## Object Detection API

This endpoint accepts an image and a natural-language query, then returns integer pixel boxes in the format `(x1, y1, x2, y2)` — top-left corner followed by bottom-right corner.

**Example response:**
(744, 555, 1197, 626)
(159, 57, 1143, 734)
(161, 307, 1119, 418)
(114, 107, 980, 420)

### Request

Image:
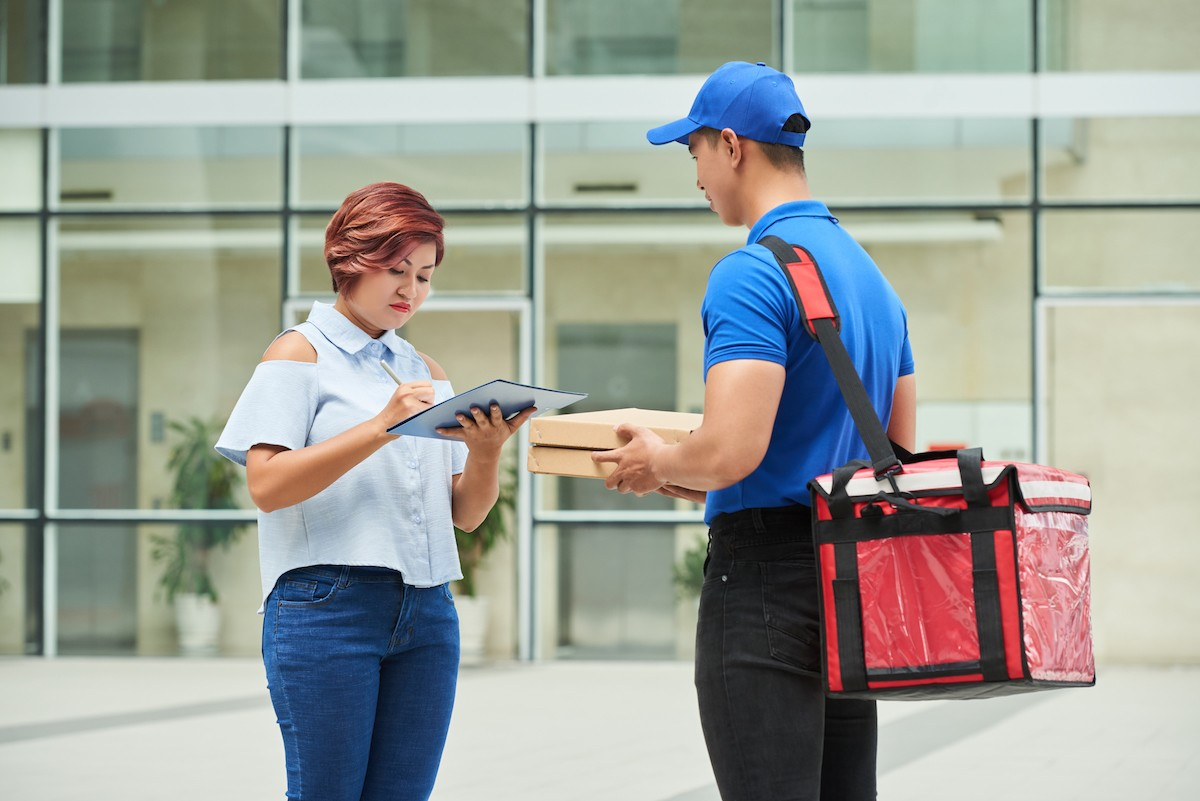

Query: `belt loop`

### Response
(751, 507, 766, 534)
(338, 565, 352, 588)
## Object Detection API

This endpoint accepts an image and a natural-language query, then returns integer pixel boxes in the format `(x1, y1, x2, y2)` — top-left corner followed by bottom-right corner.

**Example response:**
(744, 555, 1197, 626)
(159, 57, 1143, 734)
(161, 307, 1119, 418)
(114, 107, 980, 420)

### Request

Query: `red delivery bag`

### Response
(761, 236, 1095, 700)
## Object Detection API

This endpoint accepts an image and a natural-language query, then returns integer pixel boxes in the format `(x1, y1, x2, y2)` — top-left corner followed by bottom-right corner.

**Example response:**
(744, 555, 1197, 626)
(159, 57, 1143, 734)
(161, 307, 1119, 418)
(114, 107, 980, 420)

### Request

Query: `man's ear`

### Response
(720, 128, 742, 165)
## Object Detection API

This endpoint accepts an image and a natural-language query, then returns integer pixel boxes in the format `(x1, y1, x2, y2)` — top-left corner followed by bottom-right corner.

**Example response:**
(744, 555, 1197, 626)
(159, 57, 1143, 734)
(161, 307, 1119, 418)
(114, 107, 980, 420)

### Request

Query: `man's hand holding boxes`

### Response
(526, 408, 704, 479)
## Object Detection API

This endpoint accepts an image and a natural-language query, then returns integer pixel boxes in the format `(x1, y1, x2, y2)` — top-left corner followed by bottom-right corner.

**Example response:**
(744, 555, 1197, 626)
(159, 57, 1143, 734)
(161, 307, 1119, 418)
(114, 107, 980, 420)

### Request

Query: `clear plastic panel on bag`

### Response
(1016, 508, 1095, 682)
(857, 532, 981, 671)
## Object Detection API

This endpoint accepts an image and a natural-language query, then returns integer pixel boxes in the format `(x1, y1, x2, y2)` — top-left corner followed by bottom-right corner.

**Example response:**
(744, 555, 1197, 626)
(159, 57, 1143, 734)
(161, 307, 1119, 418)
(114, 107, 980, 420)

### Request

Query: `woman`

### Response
(216, 181, 533, 801)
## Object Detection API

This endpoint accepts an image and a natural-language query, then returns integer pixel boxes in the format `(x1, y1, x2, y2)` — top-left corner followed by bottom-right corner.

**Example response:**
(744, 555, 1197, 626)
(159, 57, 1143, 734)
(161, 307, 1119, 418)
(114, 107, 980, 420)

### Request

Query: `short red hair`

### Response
(325, 182, 445, 294)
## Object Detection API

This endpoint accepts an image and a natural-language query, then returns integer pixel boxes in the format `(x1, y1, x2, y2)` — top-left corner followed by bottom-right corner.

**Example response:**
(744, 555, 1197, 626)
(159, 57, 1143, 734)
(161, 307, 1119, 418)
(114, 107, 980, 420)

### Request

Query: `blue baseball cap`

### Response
(646, 61, 810, 147)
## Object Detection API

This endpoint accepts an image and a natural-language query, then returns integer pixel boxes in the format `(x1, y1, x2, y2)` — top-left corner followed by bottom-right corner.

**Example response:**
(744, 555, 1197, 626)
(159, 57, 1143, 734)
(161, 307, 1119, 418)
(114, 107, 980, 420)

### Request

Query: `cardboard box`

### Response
(527, 408, 703, 478)
(527, 445, 616, 479)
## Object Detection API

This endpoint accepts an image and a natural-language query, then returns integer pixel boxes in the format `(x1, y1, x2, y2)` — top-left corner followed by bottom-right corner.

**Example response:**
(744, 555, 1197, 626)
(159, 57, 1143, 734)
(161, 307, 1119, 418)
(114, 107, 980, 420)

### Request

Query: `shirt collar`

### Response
(306, 301, 407, 357)
(746, 199, 836, 245)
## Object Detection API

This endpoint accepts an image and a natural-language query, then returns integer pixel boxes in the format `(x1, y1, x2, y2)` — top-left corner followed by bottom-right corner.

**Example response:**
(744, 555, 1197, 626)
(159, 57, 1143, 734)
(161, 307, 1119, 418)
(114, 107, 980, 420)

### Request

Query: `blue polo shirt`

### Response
(702, 200, 913, 524)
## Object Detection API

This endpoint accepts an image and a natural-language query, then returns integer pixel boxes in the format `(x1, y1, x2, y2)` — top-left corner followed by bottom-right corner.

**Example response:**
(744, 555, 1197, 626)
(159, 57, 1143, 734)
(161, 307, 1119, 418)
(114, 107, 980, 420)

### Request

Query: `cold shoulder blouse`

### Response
(216, 301, 468, 609)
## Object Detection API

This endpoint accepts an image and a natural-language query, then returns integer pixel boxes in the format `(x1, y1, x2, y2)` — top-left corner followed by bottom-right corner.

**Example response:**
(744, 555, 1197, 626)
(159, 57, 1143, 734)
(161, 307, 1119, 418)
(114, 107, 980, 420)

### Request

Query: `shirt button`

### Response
(408, 460, 418, 469)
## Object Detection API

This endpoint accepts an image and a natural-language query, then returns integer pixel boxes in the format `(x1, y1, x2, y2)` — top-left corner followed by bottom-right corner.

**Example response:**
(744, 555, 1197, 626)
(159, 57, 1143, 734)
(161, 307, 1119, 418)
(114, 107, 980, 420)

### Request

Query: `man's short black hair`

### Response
(758, 114, 808, 173)
(697, 114, 807, 175)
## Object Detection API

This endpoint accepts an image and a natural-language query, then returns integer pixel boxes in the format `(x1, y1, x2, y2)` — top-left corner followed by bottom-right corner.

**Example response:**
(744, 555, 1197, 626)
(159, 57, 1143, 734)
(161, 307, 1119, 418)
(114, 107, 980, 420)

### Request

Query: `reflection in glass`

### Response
(301, 0, 528, 78)
(1, 0, 46, 84)
(296, 213, 526, 294)
(1042, 0, 1200, 71)
(57, 523, 136, 654)
(294, 125, 527, 209)
(1042, 117, 1200, 203)
(61, 0, 282, 82)
(809, 118, 1032, 205)
(58, 127, 284, 210)
(793, 0, 1031, 73)
(546, 0, 773, 75)
(0, 220, 41, 516)
(0, 129, 42, 211)
(400, 310, 522, 396)
(56, 215, 283, 511)
(1043, 210, 1200, 293)
(0, 524, 32, 655)
(1046, 304, 1197, 662)
(839, 209, 1032, 455)
(540, 121, 701, 206)
(536, 521, 705, 660)
(541, 212, 725, 443)
(541, 118, 1032, 207)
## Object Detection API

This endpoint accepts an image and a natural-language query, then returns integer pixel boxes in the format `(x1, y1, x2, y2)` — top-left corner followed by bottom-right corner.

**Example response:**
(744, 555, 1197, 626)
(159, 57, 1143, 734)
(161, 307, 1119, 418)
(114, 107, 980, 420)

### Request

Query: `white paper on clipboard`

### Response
(386, 379, 588, 441)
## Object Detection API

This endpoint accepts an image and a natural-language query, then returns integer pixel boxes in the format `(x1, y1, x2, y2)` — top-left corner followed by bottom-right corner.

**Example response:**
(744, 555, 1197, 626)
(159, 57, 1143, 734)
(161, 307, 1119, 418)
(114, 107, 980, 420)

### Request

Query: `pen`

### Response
(380, 360, 404, 386)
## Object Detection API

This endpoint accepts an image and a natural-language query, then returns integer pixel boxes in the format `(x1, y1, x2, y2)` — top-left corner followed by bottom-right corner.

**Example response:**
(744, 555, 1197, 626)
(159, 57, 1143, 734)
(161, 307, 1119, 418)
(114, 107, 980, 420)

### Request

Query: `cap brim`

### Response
(646, 117, 699, 146)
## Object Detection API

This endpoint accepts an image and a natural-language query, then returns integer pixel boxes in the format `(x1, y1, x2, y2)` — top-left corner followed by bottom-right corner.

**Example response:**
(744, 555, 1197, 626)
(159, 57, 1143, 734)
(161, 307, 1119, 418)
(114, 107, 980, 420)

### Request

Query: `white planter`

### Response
(455, 595, 490, 667)
(175, 593, 220, 657)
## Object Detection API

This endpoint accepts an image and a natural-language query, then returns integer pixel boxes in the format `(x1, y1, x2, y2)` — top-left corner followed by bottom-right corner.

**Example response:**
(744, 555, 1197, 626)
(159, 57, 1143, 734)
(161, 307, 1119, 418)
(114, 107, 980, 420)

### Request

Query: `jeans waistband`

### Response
(286, 564, 407, 584)
(709, 505, 813, 545)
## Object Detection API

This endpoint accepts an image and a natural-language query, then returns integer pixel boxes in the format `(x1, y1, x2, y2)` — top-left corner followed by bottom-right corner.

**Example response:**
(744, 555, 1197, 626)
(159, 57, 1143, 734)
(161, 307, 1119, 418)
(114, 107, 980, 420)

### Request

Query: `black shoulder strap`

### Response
(758, 235, 900, 481)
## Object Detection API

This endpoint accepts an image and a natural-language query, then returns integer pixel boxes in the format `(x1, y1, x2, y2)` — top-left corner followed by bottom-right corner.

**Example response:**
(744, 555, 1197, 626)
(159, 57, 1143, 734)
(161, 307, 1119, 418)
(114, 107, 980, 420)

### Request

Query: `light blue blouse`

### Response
(216, 301, 468, 610)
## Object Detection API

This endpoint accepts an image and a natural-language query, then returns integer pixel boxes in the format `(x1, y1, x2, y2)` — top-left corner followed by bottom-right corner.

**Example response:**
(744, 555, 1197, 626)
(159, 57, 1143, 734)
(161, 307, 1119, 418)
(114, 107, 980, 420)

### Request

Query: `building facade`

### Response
(0, 0, 1198, 663)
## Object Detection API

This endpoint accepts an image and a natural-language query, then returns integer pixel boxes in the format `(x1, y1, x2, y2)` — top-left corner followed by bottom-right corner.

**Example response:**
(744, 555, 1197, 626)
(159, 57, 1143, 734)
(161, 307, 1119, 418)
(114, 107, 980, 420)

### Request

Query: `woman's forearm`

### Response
(450, 453, 501, 532)
(247, 419, 396, 513)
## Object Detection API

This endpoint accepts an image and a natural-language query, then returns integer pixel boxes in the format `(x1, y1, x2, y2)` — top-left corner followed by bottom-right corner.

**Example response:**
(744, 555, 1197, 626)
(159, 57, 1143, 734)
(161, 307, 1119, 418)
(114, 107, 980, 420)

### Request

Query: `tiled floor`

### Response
(0, 657, 1195, 800)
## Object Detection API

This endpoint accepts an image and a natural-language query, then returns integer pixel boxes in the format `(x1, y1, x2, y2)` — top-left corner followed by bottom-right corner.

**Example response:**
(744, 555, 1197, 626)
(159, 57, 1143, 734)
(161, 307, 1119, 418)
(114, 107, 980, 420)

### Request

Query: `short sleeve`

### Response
(702, 252, 795, 376)
(450, 441, 468, 475)
(215, 361, 319, 466)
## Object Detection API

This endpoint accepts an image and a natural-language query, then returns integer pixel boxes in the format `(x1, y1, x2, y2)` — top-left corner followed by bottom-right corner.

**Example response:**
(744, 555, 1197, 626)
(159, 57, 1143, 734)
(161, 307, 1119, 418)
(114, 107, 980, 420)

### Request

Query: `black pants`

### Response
(696, 506, 877, 801)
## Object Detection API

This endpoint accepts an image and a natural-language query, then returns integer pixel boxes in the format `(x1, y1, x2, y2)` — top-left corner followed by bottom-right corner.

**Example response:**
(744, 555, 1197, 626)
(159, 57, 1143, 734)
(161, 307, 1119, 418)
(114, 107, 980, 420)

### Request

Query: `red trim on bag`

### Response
(867, 673, 986, 689)
(783, 248, 836, 338)
(819, 541, 843, 692)
(993, 529, 1026, 680)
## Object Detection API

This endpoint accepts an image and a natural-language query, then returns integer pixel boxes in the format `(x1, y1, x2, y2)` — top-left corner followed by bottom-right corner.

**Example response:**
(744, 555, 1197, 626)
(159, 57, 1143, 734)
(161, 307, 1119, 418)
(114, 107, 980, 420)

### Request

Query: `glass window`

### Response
(54, 520, 259, 656)
(0, 524, 33, 655)
(61, 0, 282, 82)
(58, 127, 283, 211)
(400, 309, 523, 394)
(540, 121, 700, 207)
(300, 0, 528, 78)
(535, 521, 705, 660)
(1042, 117, 1200, 203)
(541, 117, 1032, 207)
(546, 0, 773, 76)
(809, 117, 1032, 205)
(1, 0, 45, 84)
(0, 219, 41, 512)
(837, 209, 1034, 458)
(1042, 0, 1200, 71)
(792, 0, 1031, 73)
(294, 125, 527, 210)
(540, 212, 727, 441)
(56, 215, 282, 511)
(1045, 303, 1200, 661)
(0, 129, 42, 211)
(296, 212, 527, 295)
(1042, 209, 1200, 294)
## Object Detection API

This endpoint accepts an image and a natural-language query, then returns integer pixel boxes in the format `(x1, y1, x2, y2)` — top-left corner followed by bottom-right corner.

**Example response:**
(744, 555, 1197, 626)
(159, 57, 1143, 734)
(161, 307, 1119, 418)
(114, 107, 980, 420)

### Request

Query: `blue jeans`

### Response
(696, 507, 877, 801)
(262, 565, 460, 801)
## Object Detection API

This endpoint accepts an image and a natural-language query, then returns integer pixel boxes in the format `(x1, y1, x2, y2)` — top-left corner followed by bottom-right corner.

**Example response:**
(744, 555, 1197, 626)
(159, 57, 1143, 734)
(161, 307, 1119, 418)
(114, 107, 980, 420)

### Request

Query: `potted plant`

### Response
(453, 458, 516, 664)
(673, 535, 708, 601)
(150, 416, 247, 656)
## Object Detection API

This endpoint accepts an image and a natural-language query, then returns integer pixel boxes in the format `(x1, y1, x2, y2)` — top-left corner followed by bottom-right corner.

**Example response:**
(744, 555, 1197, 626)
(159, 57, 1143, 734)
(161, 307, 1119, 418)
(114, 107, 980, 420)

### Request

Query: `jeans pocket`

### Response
(761, 559, 823, 676)
(276, 569, 339, 605)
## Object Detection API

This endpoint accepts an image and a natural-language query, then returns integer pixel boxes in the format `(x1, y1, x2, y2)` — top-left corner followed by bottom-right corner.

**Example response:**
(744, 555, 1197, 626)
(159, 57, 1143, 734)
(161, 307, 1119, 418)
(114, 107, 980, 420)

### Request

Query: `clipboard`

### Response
(387, 379, 588, 441)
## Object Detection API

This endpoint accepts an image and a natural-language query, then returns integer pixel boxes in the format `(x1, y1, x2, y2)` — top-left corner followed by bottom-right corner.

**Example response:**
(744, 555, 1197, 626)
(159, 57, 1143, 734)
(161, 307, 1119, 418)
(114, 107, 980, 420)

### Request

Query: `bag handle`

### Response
(758, 235, 901, 481)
